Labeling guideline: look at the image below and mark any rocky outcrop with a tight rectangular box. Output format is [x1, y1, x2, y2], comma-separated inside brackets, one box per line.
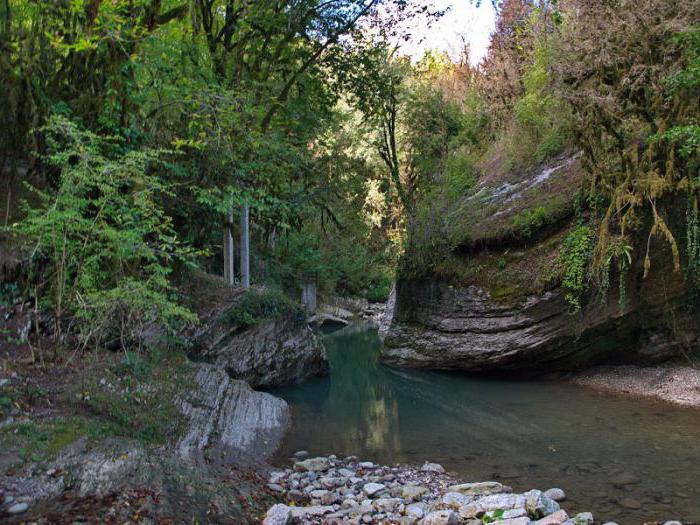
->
[0, 361, 286, 523]
[193, 313, 329, 388]
[382, 265, 696, 373]
[177, 363, 290, 463]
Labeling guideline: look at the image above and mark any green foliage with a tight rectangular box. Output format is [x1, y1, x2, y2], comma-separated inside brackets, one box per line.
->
[687, 201, 700, 302]
[558, 226, 594, 312]
[225, 288, 305, 329]
[79, 350, 189, 444]
[11, 115, 197, 351]
[512, 207, 550, 239]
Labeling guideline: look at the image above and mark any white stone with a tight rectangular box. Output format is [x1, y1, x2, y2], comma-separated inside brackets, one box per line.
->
[544, 488, 566, 502]
[477, 494, 526, 511]
[534, 510, 570, 525]
[8, 502, 29, 515]
[419, 510, 458, 525]
[448, 481, 505, 496]
[363, 482, 386, 497]
[373, 497, 402, 513]
[441, 491, 472, 509]
[573, 512, 594, 525]
[406, 502, 428, 519]
[294, 457, 330, 472]
[402, 485, 429, 501]
[421, 462, 446, 473]
[262, 504, 291, 525]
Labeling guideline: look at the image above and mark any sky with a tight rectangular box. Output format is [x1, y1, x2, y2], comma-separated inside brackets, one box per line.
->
[398, 0, 497, 65]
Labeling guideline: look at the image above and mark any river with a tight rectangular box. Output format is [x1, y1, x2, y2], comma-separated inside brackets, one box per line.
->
[270, 324, 700, 524]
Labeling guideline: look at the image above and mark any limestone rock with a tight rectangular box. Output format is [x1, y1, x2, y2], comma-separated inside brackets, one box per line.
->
[177, 363, 290, 463]
[192, 308, 328, 387]
[382, 261, 696, 373]
[448, 481, 505, 497]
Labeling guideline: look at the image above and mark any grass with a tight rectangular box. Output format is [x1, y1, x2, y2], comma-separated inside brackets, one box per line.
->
[0, 416, 117, 466]
[76, 349, 190, 445]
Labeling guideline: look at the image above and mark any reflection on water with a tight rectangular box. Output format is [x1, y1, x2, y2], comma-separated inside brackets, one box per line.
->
[270, 325, 700, 524]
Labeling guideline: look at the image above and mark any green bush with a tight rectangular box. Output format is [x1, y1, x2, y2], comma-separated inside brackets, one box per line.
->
[225, 287, 305, 329]
[558, 225, 594, 312]
[512, 207, 550, 238]
[11, 115, 197, 352]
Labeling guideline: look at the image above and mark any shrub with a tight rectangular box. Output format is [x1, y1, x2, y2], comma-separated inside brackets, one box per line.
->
[11, 115, 198, 352]
[225, 287, 305, 329]
[558, 226, 594, 312]
[512, 207, 550, 238]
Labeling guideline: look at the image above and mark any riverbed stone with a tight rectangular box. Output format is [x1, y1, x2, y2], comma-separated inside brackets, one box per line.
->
[448, 481, 505, 496]
[403, 485, 429, 501]
[477, 493, 526, 511]
[573, 512, 594, 524]
[362, 482, 386, 497]
[534, 510, 569, 525]
[372, 497, 402, 513]
[421, 462, 446, 473]
[544, 488, 566, 502]
[492, 518, 530, 525]
[263, 504, 291, 525]
[442, 491, 472, 509]
[419, 510, 458, 525]
[294, 457, 330, 472]
[289, 505, 334, 518]
[7, 502, 29, 515]
[406, 502, 428, 519]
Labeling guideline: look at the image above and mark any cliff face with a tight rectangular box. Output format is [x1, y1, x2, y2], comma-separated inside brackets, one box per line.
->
[382, 154, 698, 373]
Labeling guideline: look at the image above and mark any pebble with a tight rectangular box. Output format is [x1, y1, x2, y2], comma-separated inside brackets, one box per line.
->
[573, 511, 594, 524]
[420, 510, 458, 525]
[543, 488, 566, 502]
[363, 483, 386, 497]
[8, 502, 29, 515]
[420, 462, 445, 473]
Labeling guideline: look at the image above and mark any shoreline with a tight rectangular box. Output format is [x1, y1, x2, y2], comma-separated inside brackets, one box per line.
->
[570, 363, 700, 409]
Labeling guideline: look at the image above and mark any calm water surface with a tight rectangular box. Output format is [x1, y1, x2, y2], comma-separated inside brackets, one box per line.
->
[270, 325, 700, 524]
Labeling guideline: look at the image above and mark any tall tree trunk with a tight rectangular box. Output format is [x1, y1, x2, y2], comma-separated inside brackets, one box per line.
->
[223, 207, 235, 285]
[240, 202, 250, 288]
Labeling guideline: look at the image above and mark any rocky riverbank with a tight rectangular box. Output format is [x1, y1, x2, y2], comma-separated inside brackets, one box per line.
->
[262, 455, 599, 525]
[571, 364, 700, 408]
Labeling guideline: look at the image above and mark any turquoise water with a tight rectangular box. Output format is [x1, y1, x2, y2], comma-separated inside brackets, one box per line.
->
[270, 325, 700, 524]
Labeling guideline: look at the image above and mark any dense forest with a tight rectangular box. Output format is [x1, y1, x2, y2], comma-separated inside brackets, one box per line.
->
[1, 0, 700, 523]
[1, 0, 698, 350]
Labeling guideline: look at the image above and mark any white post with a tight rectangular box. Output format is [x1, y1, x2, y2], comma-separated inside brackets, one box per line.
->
[223, 207, 235, 285]
[240, 201, 250, 289]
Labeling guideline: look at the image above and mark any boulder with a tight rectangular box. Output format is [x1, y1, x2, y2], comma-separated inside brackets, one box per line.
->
[177, 363, 290, 463]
